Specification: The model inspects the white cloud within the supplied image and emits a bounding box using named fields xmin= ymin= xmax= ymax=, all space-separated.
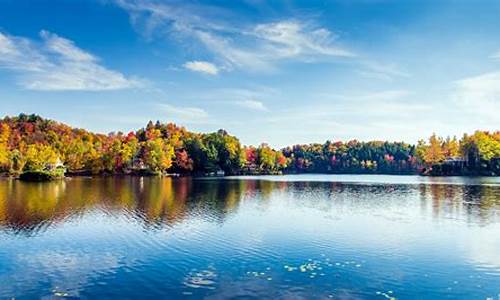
xmin=490 ymin=50 xmax=500 ymax=60
xmin=349 ymin=89 xmax=411 ymax=102
xmin=114 ymin=0 xmax=354 ymax=71
xmin=234 ymin=99 xmax=268 ymax=111
xmin=357 ymin=61 xmax=411 ymax=81
xmin=0 ymin=32 xmax=48 ymax=71
xmin=158 ymin=103 xmax=210 ymax=124
xmin=0 ymin=30 xmax=141 ymax=91
xmin=183 ymin=60 xmax=219 ymax=75
xmin=251 ymin=21 xmax=354 ymax=58
xmin=453 ymin=71 xmax=500 ymax=121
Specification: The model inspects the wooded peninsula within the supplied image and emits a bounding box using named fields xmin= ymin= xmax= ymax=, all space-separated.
xmin=0 ymin=114 xmax=498 ymax=179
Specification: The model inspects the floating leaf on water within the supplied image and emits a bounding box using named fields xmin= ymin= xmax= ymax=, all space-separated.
xmin=184 ymin=268 xmax=218 ymax=290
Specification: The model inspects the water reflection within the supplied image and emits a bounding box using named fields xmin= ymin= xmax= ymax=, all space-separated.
xmin=418 ymin=183 xmax=500 ymax=226
xmin=0 ymin=176 xmax=498 ymax=236
xmin=0 ymin=176 xmax=499 ymax=299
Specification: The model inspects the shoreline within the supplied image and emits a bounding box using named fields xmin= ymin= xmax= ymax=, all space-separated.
xmin=2 ymin=172 xmax=498 ymax=180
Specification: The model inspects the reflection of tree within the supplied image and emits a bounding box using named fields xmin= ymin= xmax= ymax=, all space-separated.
xmin=1 ymin=177 xmax=498 ymax=235
xmin=187 ymin=180 xmax=246 ymax=223
xmin=419 ymin=183 xmax=500 ymax=226
xmin=461 ymin=185 xmax=500 ymax=226
xmin=0 ymin=177 xmax=277 ymax=235
xmin=0 ymin=179 xmax=69 ymax=235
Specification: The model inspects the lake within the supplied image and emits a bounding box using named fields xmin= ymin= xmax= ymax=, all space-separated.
xmin=0 ymin=175 xmax=499 ymax=299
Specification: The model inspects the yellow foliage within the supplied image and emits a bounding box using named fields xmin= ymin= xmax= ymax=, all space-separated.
xmin=24 ymin=144 xmax=59 ymax=171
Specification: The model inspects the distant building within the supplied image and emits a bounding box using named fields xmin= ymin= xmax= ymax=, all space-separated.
xmin=45 ymin=158 xmax=65 ymax=171
xmin=442 ymin=157 xmax=466 ymax=167
xmin=132 ymin=157 xmax=146 ymax=170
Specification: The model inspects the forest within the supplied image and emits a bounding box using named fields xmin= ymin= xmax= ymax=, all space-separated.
xmin=0 ymin=114 xmax=498 ymax=177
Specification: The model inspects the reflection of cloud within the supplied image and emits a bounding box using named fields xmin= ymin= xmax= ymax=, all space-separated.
xmin=1 ymin=252 xmax=120 ymax=297
xmin=464 ymin=226 xmax=500 ymax=271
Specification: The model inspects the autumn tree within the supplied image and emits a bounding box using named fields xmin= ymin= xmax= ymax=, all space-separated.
xmin=142 ymin=138 xmax=174 ymax=173
xmin=442 ymin=136 xmax=459 ymax=158
xmin=0 ymin=123 xmax=10 ymax=169
xmin=174 ymin=149 xmax=194 ymax=172
xmin=423 ymin=133 xmax=445 ymax=164
xmin=24 ymin=144 xmax=59 ymax=171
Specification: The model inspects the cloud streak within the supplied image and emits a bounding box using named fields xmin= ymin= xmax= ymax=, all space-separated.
xmin=453 ymin=71 xmax=500 ymax=121
xmin=490 ymin=50 xmax=500 ymax=60
xmin=234 ymin=99 xmax=268 ymax=111
xmin=158 ymin=103 xmax=210 ymax=124
xmin=183 ymin=60 xmax=219 ymax=75
xmin=114 ymin=0 xmax=354 ymax=72
xmin=0 ymin=30 xmax=141 ymax=91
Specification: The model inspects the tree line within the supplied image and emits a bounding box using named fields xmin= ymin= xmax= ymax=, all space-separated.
xmin=0 ymin=114 xmax=498 ymax=176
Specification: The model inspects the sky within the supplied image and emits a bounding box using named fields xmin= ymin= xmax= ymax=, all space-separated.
xmin=0 ymin=0 xmax=499 ymax=148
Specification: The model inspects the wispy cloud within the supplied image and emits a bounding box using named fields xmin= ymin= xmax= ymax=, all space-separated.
xmin=251 ymin=21 xmax=353 ymax=58
xmin=157 ymin=103 xmax=210 ymax=124
xmin=234 ymin=99 xmax=268 ymax=111
xmin=114 ymin=0 xmax=354 ymax=72
xmin=189 ymin=87 xmax=278 ymax=112
xmin=183 ymin=60 xmax=219 ymax=75
xmin=491 ymin=50 xmax=500 ymax=60
xmin=245 ymin=89 xmax=437 ymax=146
xmin=357 ymin=61 xmax=411 ymax=81
xmin=315 ymin=89 xmax=411 ymax=103
xmin=453 ymin=71 xmax=500 ymax=121
xmin=0 ymin=30 xmax=141 ymax=91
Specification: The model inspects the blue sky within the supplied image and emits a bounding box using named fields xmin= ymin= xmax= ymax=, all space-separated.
xmin=0 ymin=0 xmax=499 ymax=147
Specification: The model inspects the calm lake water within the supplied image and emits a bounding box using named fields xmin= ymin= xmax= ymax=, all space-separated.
xmin=0 ymin=175 xmax=499 ymax=299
